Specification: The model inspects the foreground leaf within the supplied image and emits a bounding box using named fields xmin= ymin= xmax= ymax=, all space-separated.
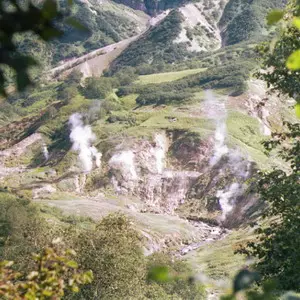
xmin=267 ymin=10 xmax=284 ymax=25
xmin=286 ymin=50 xmax=300 ymax=70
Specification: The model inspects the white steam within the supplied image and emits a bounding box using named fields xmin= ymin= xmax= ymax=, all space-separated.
xmin=204 ymin=90 xmax=252 ymax=221
xmin=151 ymin=134 xmax=168 ymax=174
xmin=204 ymin=90 xmax=228 ymax=166
xmin=69 ymin=113 xmax=102 ymax=172
xmin=42 ymin=143 xmax=49 ymax=161
xmin=210 ymin=117 xmax=229 ymax=166
xmin=216 ymin=183 xmax=243 ymax=220
xmin=109 ymin=150 xmax=137 ymax=180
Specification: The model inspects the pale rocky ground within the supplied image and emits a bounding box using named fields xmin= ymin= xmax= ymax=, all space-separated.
xmin=175 ymin=0 xmax=229 ymax=51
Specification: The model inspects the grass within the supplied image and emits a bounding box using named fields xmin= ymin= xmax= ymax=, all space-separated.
xmin=135 ymin=68 xmax=207 ymax=85
xmin=138 ymin=108 xmax=214 ymax=132
xmin=38 ymin=95 xmax=90 ymax=137
xmin=119 ymin=94 xmax=139 ymax=109
xmin=186 ymin=227 xmax=256 ymax=294
xmin=226 ymin=110 xmax=267 ymax=160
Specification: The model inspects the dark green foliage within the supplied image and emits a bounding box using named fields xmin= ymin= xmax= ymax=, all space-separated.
xmin=113 ymin=67 xmax=139 ymax=86
xmin=110 ymin=10 xmax=191 ymax=73
xmin=0 ymin=192 xmax=205 ymax=299
xmin=0 ymin=191 xmax=54 ymax=270
xmin=0 ymin=0 xmax=87 ymax=95
xmin=193 ymin=61 xmax=253 ymax=94
xmin=239 ymin=123 xmax=300 ymax=291
xmin=107 ymin=113 xmax=136 ymax=125
xmin=112 ymin=0 xmax=186 ymax=15
xmin=256 ymin=26 xmax=300 ymax=100
xmin=219 ymin=0 xmax=286 ymax=46
xmin=73 ymin=213 xmax=146 ymax=299
xmin=49 ymin=4 xmax=140 ymax=64
xmin=58 ymin=71 xmax=82 ymax=102
xmin=58 ymin=85 xmax=78 ymax=103
xmin=146 ymin=252 xmax=206 ymax=299
xmin=0 ymin=245 xmax=93 ymax=299
xmin=136 ymin=90 xmax=193 ymax=106
xmin=221 ymin=271 xmax=280 ymax=299
xmin=117 ymin=59 xmax=254 ymax=106
xmin=83 ymin=77 xmax=114 ymax=99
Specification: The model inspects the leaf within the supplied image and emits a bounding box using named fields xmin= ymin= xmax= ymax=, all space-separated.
xmin=42 ymin=290 xmax=53 ymax=296
xmin=65 ymin=17 xmax=89 ymax=32
xmin=286 ymin=50 xmax=300 ymax=70
xmin=66 ymin=249 xmax=76 ymax=256
xmin=42 ymin=0 xmax=58 ymax=20
xmin=66 ymin=260 xmax=78 ymax=268
xmin=147 ymin=266 xmax=170 ymax=283
xmin=39 ymin=27 xmax=63 ymax=41
xmin=233 ymin=269 xmax=260 ymax=294
xmin=16 ymin=72 xmax=31 ymax=91
xmin=295 ymin=103 xmax=300 ymax=119
xmin=72 ymin=285 xmax=79 ymax=293
xmin=267 ymin=10 xmax=284 ymax=25
xmin=293 ymin=17 xmax=300 ymax=30
xmin=27 ymin=271 xmax=39 ymax=280
xmin=83 ymin=270 xmax=93 ymax=283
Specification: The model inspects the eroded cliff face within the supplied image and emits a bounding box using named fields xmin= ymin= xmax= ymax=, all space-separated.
xmin=106 ymin=129 xmax=257 ymax=225
xmin=108 ymin=132 xmax=194 ymax=213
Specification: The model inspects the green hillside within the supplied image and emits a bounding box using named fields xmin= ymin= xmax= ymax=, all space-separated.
xmin=15 ymin=0 xmax=148 ymax=78
xmin=219 ymin=0 xmax=286 ymax=45
xmin=0 ymin=0 xmax=299 ymax=298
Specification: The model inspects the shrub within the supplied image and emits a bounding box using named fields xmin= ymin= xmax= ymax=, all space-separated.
xmin=83 ymin=77 xmax=113 ymax=99
xmin=136 ymin=90 xmax=193 ymax=106
xmin=73 ymin=213 xmax=146 ymax=299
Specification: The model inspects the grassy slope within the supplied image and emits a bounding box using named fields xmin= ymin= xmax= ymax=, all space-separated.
xmin=135 ymin=68 xmax=207 ymax=84
xmin=185 ymin=228 xmax=255 ymax=296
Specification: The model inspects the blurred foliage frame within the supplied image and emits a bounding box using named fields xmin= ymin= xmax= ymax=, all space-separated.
xmin=0 ymin=0 xmax=87 ymax=96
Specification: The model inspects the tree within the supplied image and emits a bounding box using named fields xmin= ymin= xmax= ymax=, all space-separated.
xmin=234 ymin=0 xmax=300 ymax=294
xmin=0 ymin=243 xmax=93 ymax=299
xmin=83 ymin=77 xmax=113 ymax=99
xmin=238 ymin=122 xmax=300 ymax=291
xmin=0 ymin=0 xmax=87 ymax=95
xmin=58 ymin=85 xmax=78 ymax=103
xmin=256 ymin=0 xmax=300 ymax=115
xmin=72 ymin=213 xmax=146 ymax=299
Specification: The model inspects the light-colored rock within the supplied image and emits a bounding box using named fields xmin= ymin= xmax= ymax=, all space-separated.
xmin=33 ymin=184 xmax=56 ymax=199
xmin=175 ymin=0 xmax=229 ymax=52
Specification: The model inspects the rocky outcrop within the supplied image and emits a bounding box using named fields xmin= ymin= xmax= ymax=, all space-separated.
xmin=108 ymin=132 xmax=205 ymax=213
xmin=105 ymin=123 xmax=260 ymax=228
xmin=174 ymin=0 xmax=228 ymax=52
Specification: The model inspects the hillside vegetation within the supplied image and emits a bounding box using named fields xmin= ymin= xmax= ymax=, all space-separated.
xmin=219 ymin=0 xmax=286 ymax=45
xmin=15 ymin=0 xmax=148 ymax=80
xmin=1 ymin=0 xmax=298 ymax=298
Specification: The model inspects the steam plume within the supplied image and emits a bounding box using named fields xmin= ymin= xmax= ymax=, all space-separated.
xmin=216 ymin=183 xmax=243 ymax=220
xmin=69 ymin=113 xmax=102 ymax=172
xmin=204 ymin=90 xmax=228 ymax=166
xmin=204 ymin=90 xmax=252 ymax=222
xmin=42 ymin=143 xmax=49 ymax=161
xmin=109 ymin=151 xmax=137 ymax=180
